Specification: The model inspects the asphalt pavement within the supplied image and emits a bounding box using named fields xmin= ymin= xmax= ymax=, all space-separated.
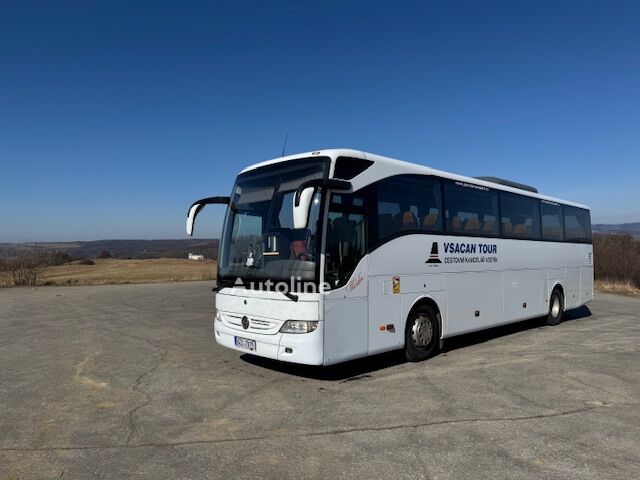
xmin=0 ymin=282 xmax=638 ymax=480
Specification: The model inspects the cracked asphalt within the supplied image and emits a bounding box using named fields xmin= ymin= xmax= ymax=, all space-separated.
xmin=0 ymin=282 xmax=638 ymax=480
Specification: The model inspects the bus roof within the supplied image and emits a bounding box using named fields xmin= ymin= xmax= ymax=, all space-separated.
xmin=240 ymin=148 xmax=589 ymax=210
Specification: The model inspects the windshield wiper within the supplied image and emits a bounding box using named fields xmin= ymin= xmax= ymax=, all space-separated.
xmin=282 ymin=291 xmax=298 ymax=302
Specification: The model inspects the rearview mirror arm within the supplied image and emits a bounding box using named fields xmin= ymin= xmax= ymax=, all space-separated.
xmin=186 ymin=196 xmax=231 ymax=236
xmin=294 ymin=179 xmax=352 ymax=207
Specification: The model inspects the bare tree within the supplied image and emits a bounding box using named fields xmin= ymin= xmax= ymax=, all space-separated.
xmin=593 ymin=234 xmax=640 ymax=288
xmin=1 ymin=247 xmax=54 ymax=286
xmin=0 ymin=257 xmax=9 ymax=287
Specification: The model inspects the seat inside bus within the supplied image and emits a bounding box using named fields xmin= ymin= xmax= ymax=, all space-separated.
xmin=502 ymin=217 xmax=531 ymax=236
xmin=448 ymin=216 xmax=462 ymax=231
xmin=289 ymin=228 xmax=311 ymax=260
xmin=393 ymin=201 xmax=418 ymax=231
xmin=505 ymin=216 xmax=531 ymax=236
xmin=421 ymin=213 xmax=439 ymax=230
xmin=398 ymin=210 xmax=418 ymax=230
xmin=543 ymin=226 xmax=562 ymax=237
xmin=447 ymin=213 xmax=499 ymax=234
xmin=464 ymin=218 xmax=480 ymax=232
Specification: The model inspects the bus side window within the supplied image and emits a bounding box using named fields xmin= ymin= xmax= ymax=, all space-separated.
xmin=500 ymin=193 xmax=541 ymax=239
xmin=563 ymin=206 xmax=591 ymax=242
xmin=541 ymin=201 xmax=564 ymax=240
xmin=372 ymin=175 xmax=442 ymax=245
xmin=444 ymin=182 xmax=499 ymax=236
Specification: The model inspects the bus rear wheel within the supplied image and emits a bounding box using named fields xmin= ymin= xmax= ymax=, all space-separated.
xmin=546 ymin=289 xmax=564 ymax=326
xmin=405 ymin=305 xmax=439 ymax=362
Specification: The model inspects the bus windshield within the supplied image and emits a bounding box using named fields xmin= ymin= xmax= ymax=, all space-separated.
xmin=218 ymin=157 xmax=329 ymax=288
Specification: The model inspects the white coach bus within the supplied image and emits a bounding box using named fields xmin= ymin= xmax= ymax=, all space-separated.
xmin=187 ymin=149 xmax=593 ymax=365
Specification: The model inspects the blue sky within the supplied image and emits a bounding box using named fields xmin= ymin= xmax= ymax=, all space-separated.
xmin=1 ymin=0 xmax=638 ymax=242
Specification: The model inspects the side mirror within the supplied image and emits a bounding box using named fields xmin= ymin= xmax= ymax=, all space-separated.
xmin=292 ymin=179 xmax=352 ymax=229
xmin=186 ymin=196 xmax=230 ymax=236
xmin=293 ymin=187 xmax=315 ymax=229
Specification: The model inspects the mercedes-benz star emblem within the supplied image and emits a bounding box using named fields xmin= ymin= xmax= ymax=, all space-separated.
xmin=241 ymin=316 xmax=249 ymax=329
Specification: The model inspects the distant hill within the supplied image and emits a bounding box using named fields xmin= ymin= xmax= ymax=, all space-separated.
xmin=2 ymin=222 xmax=638 ymax=259
xmin=592 ymin=223 xmax=640 ymax=237
xmin=0 ymin=239 xmax=219 ymax=260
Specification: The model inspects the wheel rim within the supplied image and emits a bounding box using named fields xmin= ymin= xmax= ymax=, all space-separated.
xmin=551 ymin=296 xmax=561 ymax=317
xmin=411 ymin=313 xmax=433 ymax=347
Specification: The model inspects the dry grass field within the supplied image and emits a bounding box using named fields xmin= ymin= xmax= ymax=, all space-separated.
xmin=34 ymin=258 xmax=216 ymax=286
xmin=594 ymin=279 xmax=640 ymax=297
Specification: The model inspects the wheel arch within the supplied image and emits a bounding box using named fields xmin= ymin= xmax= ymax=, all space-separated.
xmin=405 ymin=295 xmax=443 ymax=343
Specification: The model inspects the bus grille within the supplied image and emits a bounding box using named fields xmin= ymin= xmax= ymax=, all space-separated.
xmin=222 ymin=313 xmax=280 ymax=334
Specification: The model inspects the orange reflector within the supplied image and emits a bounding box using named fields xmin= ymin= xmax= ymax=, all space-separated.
xmin=379 ymin=325 xmax=386 ymax=331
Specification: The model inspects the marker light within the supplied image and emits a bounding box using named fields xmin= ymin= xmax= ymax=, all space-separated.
xmin=279 ymin=320 xmax=318 ymax=334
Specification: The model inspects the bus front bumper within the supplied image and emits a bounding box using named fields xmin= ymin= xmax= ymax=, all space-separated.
xmin=213 ymin=318 xmax=324 ymax=366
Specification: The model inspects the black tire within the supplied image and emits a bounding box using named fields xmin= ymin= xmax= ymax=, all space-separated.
xmin=405 ymin=304 xmax=440 ymax=362
xmin=546 ymin=288 xmax=564 ymax=326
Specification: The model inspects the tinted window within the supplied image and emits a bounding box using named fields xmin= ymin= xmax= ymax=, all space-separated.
xmin=325 ymin=192 xmax=367 ymax=288
xmin=371 ymin=175 xmax=442 ymax=246
xmin=333 ymin=157 xmax=374 ymax=180
xmin=541 ymin=201 xmax=564 ymax=240
xmin=564 ymin=206 xmax=591 ymax=242
xmin=500 ymin=192 xmax=541 ymax=239
xmin=444 ymin=182 xmax=499 ymax=236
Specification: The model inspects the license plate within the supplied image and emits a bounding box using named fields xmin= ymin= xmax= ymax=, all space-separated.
xmin=234 ymin=336 xmax=256 ymax=351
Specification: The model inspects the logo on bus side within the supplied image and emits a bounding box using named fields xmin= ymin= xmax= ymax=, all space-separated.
xmin=425 ymin=242 xmax=442 ymax=264
xmin=426 ymin=241 xmax=498 ymax=265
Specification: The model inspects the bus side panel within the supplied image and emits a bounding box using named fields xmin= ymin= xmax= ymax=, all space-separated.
xmin=503 ymin=269 xmax=547 ymax=321
xmin=367 ymin=274 xmax=446 ymax=355
xmin=581 ymin=266 xmax=594 ymax=304
xmin=547 ymin=268 xmax=567 ymax=296
xmin=565 ymin=267 xmax=581 ymax=309
xmin=367 ymin=275 xmax=402 ymax=356
xmin=445 ymin=271 xmax=503 ymax=336
xmin=323 ymin=298 xmax=368 ymax=365
xmin=322 ymin=256 xmax=369 ymax=365
xmin=581 ymin=244 xmax=594 ymax=305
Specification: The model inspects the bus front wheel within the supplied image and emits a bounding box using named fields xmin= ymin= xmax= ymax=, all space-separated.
xmin=405 ymin=305 xmax=439 ymax=362
xmin=546 ymin=289 xmax=564 ymax=326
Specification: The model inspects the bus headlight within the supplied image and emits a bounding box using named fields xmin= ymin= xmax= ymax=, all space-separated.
xmin=279 ymin=320 xmax=318 ymax=334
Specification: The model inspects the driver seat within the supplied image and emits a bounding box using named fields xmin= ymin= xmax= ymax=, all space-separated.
xmin=290 ymin=229 xmax=311 ymax=261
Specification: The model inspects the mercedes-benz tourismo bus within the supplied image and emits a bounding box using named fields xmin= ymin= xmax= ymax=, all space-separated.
xmin=187 ymin=149 xmax=593 ymax=365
